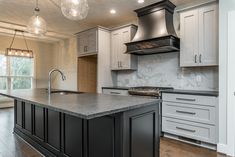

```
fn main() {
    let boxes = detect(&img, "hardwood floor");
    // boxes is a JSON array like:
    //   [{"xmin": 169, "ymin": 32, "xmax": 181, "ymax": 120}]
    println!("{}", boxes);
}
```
[{"xmin": 0, "ymin": 108, "xmax": 228, "ymax": 157}]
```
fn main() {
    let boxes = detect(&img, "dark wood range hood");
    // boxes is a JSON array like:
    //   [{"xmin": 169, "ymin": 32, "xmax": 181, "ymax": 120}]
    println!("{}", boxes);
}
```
[{"xmin": 125, "ymin": 0, "xmax": 180, "ymax": 55}]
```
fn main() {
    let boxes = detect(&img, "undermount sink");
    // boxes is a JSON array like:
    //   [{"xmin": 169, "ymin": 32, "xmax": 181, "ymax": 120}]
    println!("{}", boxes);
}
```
[{"xmin": 50, "ymin": 90, "xmax": 84, "ymax": 95}]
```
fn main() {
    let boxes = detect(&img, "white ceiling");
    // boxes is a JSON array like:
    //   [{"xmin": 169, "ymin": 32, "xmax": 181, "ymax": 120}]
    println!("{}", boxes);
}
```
[{"xmin": 0, "ymin": 0, "xmax": 208, "ymax": 35}]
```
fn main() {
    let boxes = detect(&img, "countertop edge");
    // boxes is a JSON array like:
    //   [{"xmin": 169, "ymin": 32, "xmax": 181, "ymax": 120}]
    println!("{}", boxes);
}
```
[
  {"xmin": 0, "ymin": 93, "xmax": 161, "ymax": 119},
  {"xmin": 161, "ymin": 90, "xmax": 219, "ymax": 97}
]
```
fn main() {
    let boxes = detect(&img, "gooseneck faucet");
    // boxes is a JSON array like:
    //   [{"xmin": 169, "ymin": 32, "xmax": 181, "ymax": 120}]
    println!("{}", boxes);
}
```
[{"xmin": 48, "ymin": 69, "xmax": 66, "ymax": 94}]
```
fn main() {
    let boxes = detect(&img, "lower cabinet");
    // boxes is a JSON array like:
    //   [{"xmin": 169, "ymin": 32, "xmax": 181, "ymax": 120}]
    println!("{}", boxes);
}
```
[
  {"xmin": 47, "ymin": 109, "xmax": 61, "ymax": 150},
  {"xmin": 162, "ymin": 93, "xmax": 218, "ymax": 146},
  {"xmin": 34, "ymin": 106, "xmax": 45, "ymax": 141},
  {"xmin": 64, "ymin": 114, "xmax": 83, "ymax": 157},
  {"xmin": 14, "ymin": 100, "xmax": 160, "ymax": 157}
]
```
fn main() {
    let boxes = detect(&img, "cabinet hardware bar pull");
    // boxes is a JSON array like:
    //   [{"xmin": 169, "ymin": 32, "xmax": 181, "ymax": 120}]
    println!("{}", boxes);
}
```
[
  {"xmin": 176, "ymin": 98, "xmax": 196, "ymax": 102},
  {"xmin": 195, "ymin": 54, "xmax": 197, "ymax": 63},
  {"xmin": 176, "ymin": 110, "xmax": 196, "ymax": 115},
  {"xmin": 110, "ymin": 92, "xmax": 121, "ymax": 94},
  {"xmin": 199, "ymin": 54, "xmax": 202, "ymax": 63},
  {"xmin": 176, "ymin": 127, "xmax": 196, "ymax": 132}
]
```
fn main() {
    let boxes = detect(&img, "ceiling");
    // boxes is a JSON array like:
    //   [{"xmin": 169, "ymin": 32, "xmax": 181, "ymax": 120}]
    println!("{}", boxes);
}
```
[{"xmin": 0, "ymin": 0, "xmax": 208, "ymax": 35}]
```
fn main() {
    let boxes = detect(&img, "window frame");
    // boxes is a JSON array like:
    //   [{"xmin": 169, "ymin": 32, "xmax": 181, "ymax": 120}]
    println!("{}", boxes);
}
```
[{"xmin": 0, "ymin": 53, "xmax": 35, "ymax": 90}]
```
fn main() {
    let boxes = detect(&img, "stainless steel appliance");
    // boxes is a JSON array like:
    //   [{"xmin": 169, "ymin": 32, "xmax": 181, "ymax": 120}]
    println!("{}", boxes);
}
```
[{"xmin": 128, "ymin": 86, "xmax": 173, "ymax": 135}]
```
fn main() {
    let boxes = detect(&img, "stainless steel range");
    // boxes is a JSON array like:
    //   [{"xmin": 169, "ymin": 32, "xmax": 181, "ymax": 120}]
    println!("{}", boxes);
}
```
[
  {"xmin": 128, "ymin": 86, "xmax": 173, "ymax": 98},
  {"xmin": 128, "ymin": 86, "xmax": 173, "ymax": 136}
]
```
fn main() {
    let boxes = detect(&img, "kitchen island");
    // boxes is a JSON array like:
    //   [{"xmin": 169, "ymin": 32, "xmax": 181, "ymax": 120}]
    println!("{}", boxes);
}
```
[{"xmin": 0, "ymin": 89, "xmax": 161, "ymax": 157}]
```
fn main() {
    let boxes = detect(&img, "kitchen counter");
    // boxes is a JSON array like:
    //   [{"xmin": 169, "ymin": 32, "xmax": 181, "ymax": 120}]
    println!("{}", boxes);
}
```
[
  {"xmin": 0, "ymin": 88, "xmax": 160, "ymax": 157},
  {"xmin": 0, "ymin": 89, "xmax": 160, "ymax": 119},
  {"xmin": 161, "ymin": 89, "xmax": 219, "ymax": 97}
]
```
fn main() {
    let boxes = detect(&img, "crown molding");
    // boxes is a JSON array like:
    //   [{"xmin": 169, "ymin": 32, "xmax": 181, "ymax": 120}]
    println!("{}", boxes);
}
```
[{"xmin": 0, "ymin": 21, "xmax": 73, "ymax": 43}]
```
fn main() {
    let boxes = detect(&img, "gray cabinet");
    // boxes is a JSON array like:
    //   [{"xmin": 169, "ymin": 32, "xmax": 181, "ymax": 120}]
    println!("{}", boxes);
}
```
[
  {"xmin": 111, "ymin": 25, "xmax": 137, "ymax": 70},
  {"xmin": 162, "ymin": 93, "xmax": 218, "ymax": 146},
  {"xmin": 77, "ymin": 28, "xmax": 98, "ymax": 57},
  {"xmin": 180, "ymin": 3, "xmax": 218, "ymax": 67}
]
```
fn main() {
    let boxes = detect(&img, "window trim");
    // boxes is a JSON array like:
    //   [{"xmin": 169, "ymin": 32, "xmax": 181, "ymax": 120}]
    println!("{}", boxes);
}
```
[{"xmin": 0, "ymin": 53, "xmax": 35, "ymax": 90}]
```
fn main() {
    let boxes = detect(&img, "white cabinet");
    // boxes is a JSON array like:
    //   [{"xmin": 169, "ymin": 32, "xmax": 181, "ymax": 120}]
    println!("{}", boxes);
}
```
[
  {"xmin": 111, "ymin": 25, "xmax": 137, "ymax": 70},
  {"xmin": 77, "ymin": 27, "xmax": 116, "ymax": 93},
  {"xmin": 162, "ymin": 92, "xmax": 218, "ymax": 146},
  {"xmin": 180, "ymin": 3, "xmax": 218, "ymax": 67},
  {"xmin": 77, "ymin": 28, "xmax": 98, "ymax": 57}
]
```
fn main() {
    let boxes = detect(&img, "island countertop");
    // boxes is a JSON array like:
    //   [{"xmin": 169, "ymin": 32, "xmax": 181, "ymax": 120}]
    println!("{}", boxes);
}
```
[{"xmin": 0, "ymin": 89, "xmax": 161, "ymax": 119}]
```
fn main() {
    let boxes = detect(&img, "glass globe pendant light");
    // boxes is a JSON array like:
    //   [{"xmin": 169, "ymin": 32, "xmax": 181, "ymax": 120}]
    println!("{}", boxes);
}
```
[
  {"xmin": 27, "ymin": 0, "xmax": 47, "ymax": 35},
  {"xmin": 61, "ymin": 0, "xmax": 89, "ymax": 21}
]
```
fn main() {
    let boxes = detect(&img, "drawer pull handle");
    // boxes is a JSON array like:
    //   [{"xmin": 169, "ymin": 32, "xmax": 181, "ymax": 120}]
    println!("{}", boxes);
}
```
[
  {"xmin": 176, "ymin": 110, "xmax": 196, "ymax": 115},
  {"xmin": 176, "ymin": 98, "xmax": 196, "ymax": 102},
  {"xmin": 110, "ymin": 92, "xmax": 121, "ymax": 95},
  {"xmin": 176, "ymin": 127, "xmax": 196, "ymax": 133}
]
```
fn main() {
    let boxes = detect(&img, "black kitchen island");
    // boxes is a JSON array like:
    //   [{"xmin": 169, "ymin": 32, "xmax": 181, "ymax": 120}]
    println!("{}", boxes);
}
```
[{"xmin": 0, "ymin": 89, "xmax": 161, "ymax": 157}]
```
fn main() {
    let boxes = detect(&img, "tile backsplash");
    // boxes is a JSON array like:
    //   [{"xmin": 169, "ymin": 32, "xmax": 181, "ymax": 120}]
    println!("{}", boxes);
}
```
[{"xmin": 117, "ymin": 52, "xmax": 218, "ymax": 91}]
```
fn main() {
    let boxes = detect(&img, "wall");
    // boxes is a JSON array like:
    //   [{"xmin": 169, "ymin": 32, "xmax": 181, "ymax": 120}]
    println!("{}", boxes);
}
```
[
  {"xmin": 0, "ymin": 35, "xmax": 54, "ymax": 88},
  {"xmin": 219, "ymin": 0, "xmax": 235, "ymax": 156},
  {"xmin": 117, "ymin": 53, "xmax": 218, "ymax": 90},
  {"xmin": 51, "ymin": 37, "xmax": 77, "ymax": 91}
]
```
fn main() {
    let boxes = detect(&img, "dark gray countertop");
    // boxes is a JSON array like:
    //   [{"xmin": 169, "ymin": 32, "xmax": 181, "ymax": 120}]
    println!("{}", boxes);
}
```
[
  {"xmin": 161, "ymin": 89, "xmax": 219, "ymax": 97},
  {"xmin": 0, "ymin": 89, "xmax": 161, "ymax": 119},
  {"xmin": 102, "ymin": 86, "xmax": 130, "ymax": 90}
]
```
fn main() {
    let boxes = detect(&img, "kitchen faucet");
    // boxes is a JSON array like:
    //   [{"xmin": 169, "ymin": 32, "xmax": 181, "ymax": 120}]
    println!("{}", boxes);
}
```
[{"xmin": 48, "ymin": 69, "xmax": 66, "ymax": 94}]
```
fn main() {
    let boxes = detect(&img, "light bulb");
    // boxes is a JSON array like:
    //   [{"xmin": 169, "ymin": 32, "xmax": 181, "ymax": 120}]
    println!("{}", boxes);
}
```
[
  {"xmin": 61, "ymin": 0, "xmax": 89, "ymax": 20},
  {"xmin": 138, "ymin": 0, "xmax": 145, "ymax": 3},
  {"xmin": 27, "ymin": 9, "xmax": 47, "ymax": 35},
  {"xmin": 110, "ymin": 9, "xmax": 116, "ymax": 14}
]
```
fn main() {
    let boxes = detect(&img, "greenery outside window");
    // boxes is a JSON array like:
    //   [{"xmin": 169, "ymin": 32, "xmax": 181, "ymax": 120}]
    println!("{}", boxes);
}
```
[{"xmin": 0, "ymin": 53, "xmax": 34, "ymax": 90}]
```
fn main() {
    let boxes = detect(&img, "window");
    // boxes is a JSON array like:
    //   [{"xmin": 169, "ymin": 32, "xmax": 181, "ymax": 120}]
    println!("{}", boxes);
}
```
[{"xmin": 0, "ymin": 54, "xmax": 34, "ymax": 90}]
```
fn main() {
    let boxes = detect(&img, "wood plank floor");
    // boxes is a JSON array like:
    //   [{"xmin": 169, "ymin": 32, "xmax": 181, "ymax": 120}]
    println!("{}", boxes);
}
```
[{"xmin": 0, "ymin": 108, "xmax": 228, "ymax": 157}]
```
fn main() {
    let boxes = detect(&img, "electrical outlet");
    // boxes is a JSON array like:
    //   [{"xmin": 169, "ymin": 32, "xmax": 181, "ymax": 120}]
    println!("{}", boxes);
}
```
[{"xmin": 196, "ymin": 75, "xmax": 202, "ymax": 82}]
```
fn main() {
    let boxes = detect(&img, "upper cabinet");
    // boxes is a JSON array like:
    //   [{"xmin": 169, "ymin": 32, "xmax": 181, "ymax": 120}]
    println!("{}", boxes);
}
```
[
  {"xmin": 111, "ymin": 25, "xmax": 137, "ymax": 70},
  {"xmin": 180, "ymin": 3, "xmax": 218, "ymax": 67},
  {"xmin": 77, "ymin": 28, "xmax": 98, "ymax": 57}
]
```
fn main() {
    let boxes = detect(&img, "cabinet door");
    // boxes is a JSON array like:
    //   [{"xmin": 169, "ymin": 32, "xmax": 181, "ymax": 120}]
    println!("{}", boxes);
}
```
[
  {"xmin": 77, "ymin": 33, "xmax": 85, "ymax": 55},
  {"xmin": 180, "ymin": 9, "xmax": 199, "ymax": 67},
  {"xmin": 198, "ymin": 4, "xmax": 218, "ymax": 66},
  {"xmin": 47, "ymin": 109, "xmax": 61, "ymax": 150},
  {"xmin": 24, "ymin": 103, "xmax": 32, "ymax": 133},
  {"xmin": 87, "ymin": 29, "xmax": 98, "ymax": 53},
  {"xmin": 120, "ymin": 28, "xmax": 131, "ymax": 69},
  {"xmin": 16, "ymin": 100, "xmax": 23, "ymax": 128},
  {"xmin": 111, "ymin": 30, "xmax": 121, "ymax": 69},
  {"xmin": 34, "ymin": 106, "xmax": 45, "ymax": 141}
]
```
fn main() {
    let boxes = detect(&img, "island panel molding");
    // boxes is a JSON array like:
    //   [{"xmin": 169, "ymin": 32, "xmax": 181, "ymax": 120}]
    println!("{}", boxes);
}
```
[{"xmin": 13, "ymin": 99, "xmax": 160, "ymax": 157}]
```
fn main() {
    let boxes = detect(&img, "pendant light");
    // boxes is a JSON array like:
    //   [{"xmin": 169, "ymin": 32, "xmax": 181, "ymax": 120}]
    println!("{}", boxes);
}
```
[
  {"xmin": 61, "ymin": 0, "xmax": 89, "ymax": 21},
  {"xmin": 27, "ymin": 0, "xmax": 47, "ymax": 35},
  {"xmin": 5, "ymin": 30, "xmax": 34, "ymax": 58}
]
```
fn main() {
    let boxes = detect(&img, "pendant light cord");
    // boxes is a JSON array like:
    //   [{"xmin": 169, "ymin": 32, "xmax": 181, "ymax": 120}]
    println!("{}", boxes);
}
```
[
  {"xmin": 9, "ymin": 31, "xmax": 17, "ymax": 48},
  {"xmin": 9, "ymin": 30, "xmax": 29, "ymax": 51},
  {"xmin": 48, "ymin": 0, "xmax": 60, "ymax": 9}
]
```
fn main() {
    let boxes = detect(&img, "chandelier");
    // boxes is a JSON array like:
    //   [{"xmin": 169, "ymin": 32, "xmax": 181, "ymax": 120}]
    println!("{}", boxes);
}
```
[
  {"xmin": 61, "ymin": 0, "xmax": 89, "ymax": 21},
  {"xmin": 5, "ymin": 30, "xmax": 34, "ymax": 58}
]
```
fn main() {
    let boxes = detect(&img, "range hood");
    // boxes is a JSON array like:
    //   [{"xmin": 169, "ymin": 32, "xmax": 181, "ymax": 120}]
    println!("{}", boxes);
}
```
[{"xmin": 126, "ymin": 0, "xmax": 180, "ymax": 55}]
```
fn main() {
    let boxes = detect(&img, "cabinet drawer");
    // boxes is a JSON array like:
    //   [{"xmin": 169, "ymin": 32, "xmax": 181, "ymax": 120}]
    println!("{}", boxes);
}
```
[
  {"xmin": 102, "ymin": 89, "xmax": 129, "ymax": 96},
  {"xmin": 162, "ymin": 93, "xmax": 217, "ymax": 106},
  {"xmin": 162, "ymin": 117, "xmax": 216, "ymax": 144},
  {"xmin": 162, "ymin": 102, "xmax": 216, "ymax": 125}
]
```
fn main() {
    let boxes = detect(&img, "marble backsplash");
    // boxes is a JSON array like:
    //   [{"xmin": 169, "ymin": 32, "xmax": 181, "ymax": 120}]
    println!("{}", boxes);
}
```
[{"xmin": 117, "ymin": 53, "xmax": 218, "ymax": 91}]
